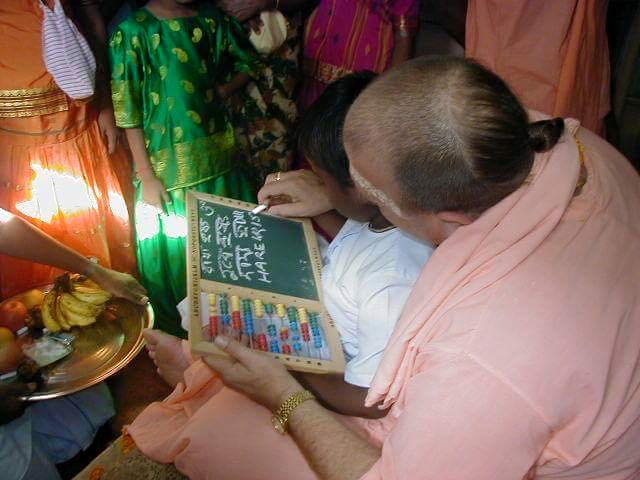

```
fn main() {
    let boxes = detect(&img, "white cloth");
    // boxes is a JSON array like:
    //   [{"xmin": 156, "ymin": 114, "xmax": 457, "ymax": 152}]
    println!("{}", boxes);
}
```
[
  {"xmin": 322, "ymin": 220, "xmax": 433, "ymax": 387},
  {"xmin": 41, "ymin": 0, "xmax": 96, "ymax": 100}
]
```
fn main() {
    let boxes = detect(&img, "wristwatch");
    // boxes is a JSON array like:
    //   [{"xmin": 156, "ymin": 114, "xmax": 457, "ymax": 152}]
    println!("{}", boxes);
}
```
[{"xmin": 271, "ymin": 390, "xmax": 315, "ymax": 435}]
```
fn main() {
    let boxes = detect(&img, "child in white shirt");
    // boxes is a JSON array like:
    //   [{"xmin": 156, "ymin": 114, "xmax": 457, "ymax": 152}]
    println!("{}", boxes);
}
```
[{"xmin": 175, "ymin": 72, "xmax": 432, "ymax": 417}]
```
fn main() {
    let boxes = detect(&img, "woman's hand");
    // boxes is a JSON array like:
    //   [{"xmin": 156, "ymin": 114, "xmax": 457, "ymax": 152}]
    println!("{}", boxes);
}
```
[
  {"xmin": 87, "ymin": 264, "xmax": 148, "ymax": 305},
  {"xmin": 98, "ymin": 106, "xmax": 121, "ymax": 154},
  {"xmin": 204, "ymin": 336, "xmax": 302, "ymax": 411},
  {"xmin": 219, "ymin": 0, "xmax": 273, "ymax": 22},
  {"xmin": 257, "ymin": 169, "xmax": 333, "ymax": 217},
  {"xmin": 139, "ymin": 172, "xmax": 171, "ymax": 213}
]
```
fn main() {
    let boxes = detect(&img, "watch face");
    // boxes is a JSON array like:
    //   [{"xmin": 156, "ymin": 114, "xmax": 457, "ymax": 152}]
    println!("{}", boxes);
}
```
[{"xmin": 271, "ymin": 415, "xmax": 286, "ymax": 434}]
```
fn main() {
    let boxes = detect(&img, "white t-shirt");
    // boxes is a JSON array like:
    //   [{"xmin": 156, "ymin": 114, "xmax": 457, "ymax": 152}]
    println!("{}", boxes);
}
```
[
  {"xmin": 322, "ymin": 220, "xmax": 433, "ymax": 387},
  {"xmin": 178, "ymin": 219, "xmax": 433, "ymax": 388}
]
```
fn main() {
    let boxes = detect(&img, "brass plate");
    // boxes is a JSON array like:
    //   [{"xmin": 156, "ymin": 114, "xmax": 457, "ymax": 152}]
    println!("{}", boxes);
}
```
[{"xmin": 0, "ymin": 287, "xmax": 154, "ymax": 401}]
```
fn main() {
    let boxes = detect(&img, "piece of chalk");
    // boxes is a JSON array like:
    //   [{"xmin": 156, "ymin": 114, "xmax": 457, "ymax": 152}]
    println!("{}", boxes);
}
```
[{"xmin": 251, "ymin": 204, "xmax": 268, "ymax": 214}]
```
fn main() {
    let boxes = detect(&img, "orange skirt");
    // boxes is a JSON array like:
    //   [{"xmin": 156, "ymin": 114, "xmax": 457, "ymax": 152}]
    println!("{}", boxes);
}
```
[{"xmin": 0, "ymin": 102, "xmax": 137, "ymax": 298}]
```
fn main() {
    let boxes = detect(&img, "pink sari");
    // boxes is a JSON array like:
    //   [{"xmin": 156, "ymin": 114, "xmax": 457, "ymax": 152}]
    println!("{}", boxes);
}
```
[
  {"xmin": 129, "ymin": 120, "xmax": 640, "ymax": 479},
  {"xmin": 299, "ymin": 0, "xmax": 419, "ymax": 110}
]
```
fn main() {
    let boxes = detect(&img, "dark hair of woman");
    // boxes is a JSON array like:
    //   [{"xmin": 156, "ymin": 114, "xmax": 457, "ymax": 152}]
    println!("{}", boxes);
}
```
[
  {"xmin": 345, "ymin": 56, "xmax": 566, "ymax": 214},
  {"xmin": 297, "ymin": 71, "xmax": 377, "ymax": 189}
]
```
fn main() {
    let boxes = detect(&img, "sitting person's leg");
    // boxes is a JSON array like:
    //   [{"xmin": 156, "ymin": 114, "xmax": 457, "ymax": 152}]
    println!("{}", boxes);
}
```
[
  {"xmin": 144, "ymin": 329, "xmax": 192, "ymax": 388},
  {"xmin": 30, "ymin": 383, "xmax": 115, "ymax": 464}
]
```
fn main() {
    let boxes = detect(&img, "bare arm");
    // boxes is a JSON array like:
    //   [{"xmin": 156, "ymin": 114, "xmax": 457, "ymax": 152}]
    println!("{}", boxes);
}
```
[
  {"xmin": 294, "ymin": 372, "xmax": 388, "ymax": 419},
  {"xmin": 0, "ymin": 212, "xmax": 147, "ymax": 303},
  {"xmin": 289, "ymin": 399, "xmax": 380, "ymax": 480},
  {"xmin": 124, "ymin": 128, "xmax": 171, "ymax": 211},
  {"xmin": 218, "ymin": 73, "xmax": 251, "ymax": 99},
  {"xmin": 390, "ymin": 31, "xmax": 415, "ymax": 67}
]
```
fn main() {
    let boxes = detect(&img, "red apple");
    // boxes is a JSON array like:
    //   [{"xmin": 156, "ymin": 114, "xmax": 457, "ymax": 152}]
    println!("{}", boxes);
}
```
[{"xmin": 0, "ymin": 300, "xmax": 28, "ymax": 333}]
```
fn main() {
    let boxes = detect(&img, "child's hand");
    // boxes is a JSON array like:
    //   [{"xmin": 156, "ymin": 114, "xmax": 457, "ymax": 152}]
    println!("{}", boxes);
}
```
[{"xmin": 140, "ymin": 173, "xmax": 171, "ymax": 213}]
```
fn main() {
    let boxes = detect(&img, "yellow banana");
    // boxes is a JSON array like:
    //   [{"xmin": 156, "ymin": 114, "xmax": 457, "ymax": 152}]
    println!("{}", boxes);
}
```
[
  {"xmin": 41, "ymin": 289, "xmax": 61, "ymax": 332},
  {"xmin": 58, "ymin": 301, "xmax": 96, "ymax": 327},
  {"xmin": 70, "ymin": 288, "xmax": 111, "ymax": 306},
  {"xmin": 54, "ymin": 295, "xmax": 72, "ymax": 331},
  {"xmin": 59, "ymin": 292, "xmax": 104, "ymax": 317}
]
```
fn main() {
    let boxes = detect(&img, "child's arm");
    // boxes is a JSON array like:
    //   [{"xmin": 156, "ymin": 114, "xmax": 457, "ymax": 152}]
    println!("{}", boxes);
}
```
[
  {"xmin": 124, "ymin": 128, "xmax": 171, "ymax": 212},
  {"xmin": 293, "ymin": 372, "xmax": 389, "ymax": 419},
  {"xmin": 218, "ymin": 72, "xmax": 251, "ymax": 99}
]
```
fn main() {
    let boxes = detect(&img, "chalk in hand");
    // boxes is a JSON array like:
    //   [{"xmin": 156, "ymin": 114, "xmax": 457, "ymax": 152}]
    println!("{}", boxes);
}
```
[{"xmin": 251, "ymin": 204, "xmax": 268, "ymax": 214}]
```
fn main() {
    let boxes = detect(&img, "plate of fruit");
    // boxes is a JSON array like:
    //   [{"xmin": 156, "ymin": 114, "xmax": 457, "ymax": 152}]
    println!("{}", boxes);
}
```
[{"xmin": 0, "ymin": 273, "xmax": 153, "ymax": 400}]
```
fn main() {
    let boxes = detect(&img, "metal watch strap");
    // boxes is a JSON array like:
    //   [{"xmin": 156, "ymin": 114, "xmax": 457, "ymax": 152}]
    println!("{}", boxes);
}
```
[{"xmin": 275, "ymin": 390, "xmax": 315, "ymax": 430}]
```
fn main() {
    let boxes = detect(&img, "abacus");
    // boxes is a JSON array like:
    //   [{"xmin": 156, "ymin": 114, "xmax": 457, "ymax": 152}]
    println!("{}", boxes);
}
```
[{"xmin": 186, "ymin": 192, "xmax": 345, "ymax": 374}]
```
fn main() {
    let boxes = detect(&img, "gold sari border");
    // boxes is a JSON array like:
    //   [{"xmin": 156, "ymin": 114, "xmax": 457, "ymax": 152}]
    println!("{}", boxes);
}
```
[
  {"xmin": 0, "ymin": 85, "xmax": 68, "ymax": 118},
  {"xmin": 302, "ymin": 59, "xmax": 354, "ymax": 85}
]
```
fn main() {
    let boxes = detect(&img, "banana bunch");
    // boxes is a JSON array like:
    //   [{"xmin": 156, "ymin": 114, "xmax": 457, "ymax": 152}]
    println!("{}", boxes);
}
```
[{"xmin": 40, "ymin": 274, "xmax": 112, "ymax": 332}]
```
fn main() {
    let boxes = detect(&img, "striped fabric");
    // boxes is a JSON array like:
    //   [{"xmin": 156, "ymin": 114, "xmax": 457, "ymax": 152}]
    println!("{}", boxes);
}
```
[{"xmin": 41, "ymin": 0, "xmax": 96, "ymax": 100}]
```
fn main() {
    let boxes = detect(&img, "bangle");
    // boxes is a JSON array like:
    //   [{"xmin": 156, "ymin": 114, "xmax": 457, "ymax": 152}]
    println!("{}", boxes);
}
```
[{"xmin": 271, "ymin": 390, "xmax": 315, "ymax": 435}]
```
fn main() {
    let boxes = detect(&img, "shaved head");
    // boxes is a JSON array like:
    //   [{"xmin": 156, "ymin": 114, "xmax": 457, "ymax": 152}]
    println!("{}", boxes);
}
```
[{"xmin": 344, "ymin": 56, "xmax": 564, "ymax": 216}]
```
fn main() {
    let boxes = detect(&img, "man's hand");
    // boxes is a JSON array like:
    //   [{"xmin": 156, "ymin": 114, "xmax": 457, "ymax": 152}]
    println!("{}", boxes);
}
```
[
  {"xmin": 219, "ymin": 0, "xmax": 272, "ymax": 22},
  {"xmin": 98, "ymin": 106, "xmax": 121, "ymax": 155},
  {"xmin": 258, "ymin": 170, "xmax": 333, "ymax": 218},
  {"xmin": 0, "ymin": 383, "xmax": 36, "ymax": 426},
  {"xmin": 87, "ymin": 264, "xmax": 148, "ymax": 305},
  {"xmin": 204, "ymin": 335, "xmax": 302, "ymax": 411},
  {"xmin": 140, "ymin": 172, "xmax": 171, "ymax": 213}
]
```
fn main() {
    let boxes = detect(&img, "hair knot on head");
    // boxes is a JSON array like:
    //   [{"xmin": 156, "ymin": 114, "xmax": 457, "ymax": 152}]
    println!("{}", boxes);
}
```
[{"xmin": 527, "ymin": 118, "xmax": 565, "ymax": 153}]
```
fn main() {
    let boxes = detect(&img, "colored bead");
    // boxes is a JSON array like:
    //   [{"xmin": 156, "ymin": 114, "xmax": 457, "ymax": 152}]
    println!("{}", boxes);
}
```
[
  {"xmin": 280, "ymin": 328, "xmax": 289, "ymax": 341},
  {"xmin": 257, "ymin": 333, "xmax": 268, "ymax": 351},
  {"xmin": 208, "ymin": 293, "xmax": 216, "ymax": 305},
  {"xmin": 209, "ymin": 315, "xmax": 219, "ymax": 337},
  {"xmin": 297, "ymin": 307, "xmax": 308, "ymax": 323},
  {"xmin": 287, "ymin": 307, "xmax": 297, "ymax": 321},
  {"xmin": 253, "ymin": 299, "xmax": 264, "ymax": 317},
  {"xmin": 270, "ymin": 340, "xmax": 280, "ymax": 353},
  {"xmin": 223, "ymin": 313, "xmax": 231, "ymax": 326},
  {"xmin": 275, "ymin": 303, "xmax": 286, "ymax": 318},
  {"xmin": 314, "ymin": 339, "xmax": 323, "ymax": 348},
  {"xmin": 264, "ymin": 303, "xmax": 274, "ymax": 315},
  {"xmin": 282, "ymin": 344, "xmax": 292, "ymax": 355},
  {"xmin": 230, "ymin": 295, "xmax": 241, "ymax": 312},
  {"xmin": 293, "ymin": 342, "xmax": 302, "ymax": 352},
  {"xmin": 289, "ymin": 319, "xmax": 299, "ymax": 332}
]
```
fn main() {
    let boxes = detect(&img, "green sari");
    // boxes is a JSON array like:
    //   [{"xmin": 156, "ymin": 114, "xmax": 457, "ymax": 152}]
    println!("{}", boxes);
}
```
[{"xmin": 110, "ymin": 5, "xmax": 257, "ymax": 335}]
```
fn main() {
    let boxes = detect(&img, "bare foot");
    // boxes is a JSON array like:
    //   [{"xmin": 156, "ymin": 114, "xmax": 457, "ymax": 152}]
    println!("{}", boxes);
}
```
[{"xmin": 142, "ymin": 329, "xmax": 191, "ymax": 387}]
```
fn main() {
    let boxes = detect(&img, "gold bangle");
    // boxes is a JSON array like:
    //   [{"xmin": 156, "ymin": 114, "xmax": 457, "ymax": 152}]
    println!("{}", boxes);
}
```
[{"xmin": 271, "ymin": 390, "xmax": 315, "ymax": 435}]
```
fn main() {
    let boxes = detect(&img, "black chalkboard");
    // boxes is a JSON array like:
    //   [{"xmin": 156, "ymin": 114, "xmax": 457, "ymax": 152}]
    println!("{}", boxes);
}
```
[{"xmin": 195, "ymin": 198, "xmax": 319, "ymax": 301}]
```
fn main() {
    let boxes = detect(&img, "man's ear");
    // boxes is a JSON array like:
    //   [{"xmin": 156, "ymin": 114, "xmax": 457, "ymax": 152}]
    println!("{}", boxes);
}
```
[{"xmin": 435, "ymin": 210, "xmax": 474, "ymax": 226}]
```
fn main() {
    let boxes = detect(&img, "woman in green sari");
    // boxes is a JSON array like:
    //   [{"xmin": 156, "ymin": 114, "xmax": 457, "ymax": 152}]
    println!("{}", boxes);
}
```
[{"xmin": 109, "ymin": 0, "xmax": 258, "ymax": 335}]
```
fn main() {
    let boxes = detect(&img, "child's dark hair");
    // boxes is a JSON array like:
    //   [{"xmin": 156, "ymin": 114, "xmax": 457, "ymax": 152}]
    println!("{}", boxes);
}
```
[{"xmin": 298, "ymin": 72, "xmax": 377, "ymax": 189}]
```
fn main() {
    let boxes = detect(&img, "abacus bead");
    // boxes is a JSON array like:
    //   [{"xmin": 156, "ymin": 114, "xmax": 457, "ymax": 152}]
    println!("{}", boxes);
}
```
[
  {"xmin": 253, "ymin": 299, "xmax": 264, "ymax": 317},
  {"xmin": 282, "ymin": 344, "xmax": 292, "ymax": 354},
  {"xmin": 223, "ymin": 314, "xmax": 231, "ymax": 325},
  {"xmin": 280, "ymin": 328, "xmax": 289, "ymax": 340},
  {"xmin": 314, "ymin": 339, "xmax": 323, "ymax": 348},
  {"xmin": 265, "ymin": 303, "xmax": 274, "ymax": 315},
  {"xmin": 208, "ymin": 293, "xmax": 216, "ymax": 305},
  {"xmin": 230, "ymin": 295, "xmax": 241, "ymax": 312},
  {"xmin": 276, "ymin": 303, "xmax": 286, "ymax": 318},
  {"xmin": 270, "ymin": 340, "xmax": 280, "ymax": 353},
  {"xmin": 293, "ymin": 342, "xmax": 302, "ymax": 352}
]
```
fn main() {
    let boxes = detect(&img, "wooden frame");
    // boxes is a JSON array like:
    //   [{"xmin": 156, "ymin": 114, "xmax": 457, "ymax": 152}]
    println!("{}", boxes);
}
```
[{"xmin": 186, "ymin": 191, "xmax": 345, "ymax": 374}]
